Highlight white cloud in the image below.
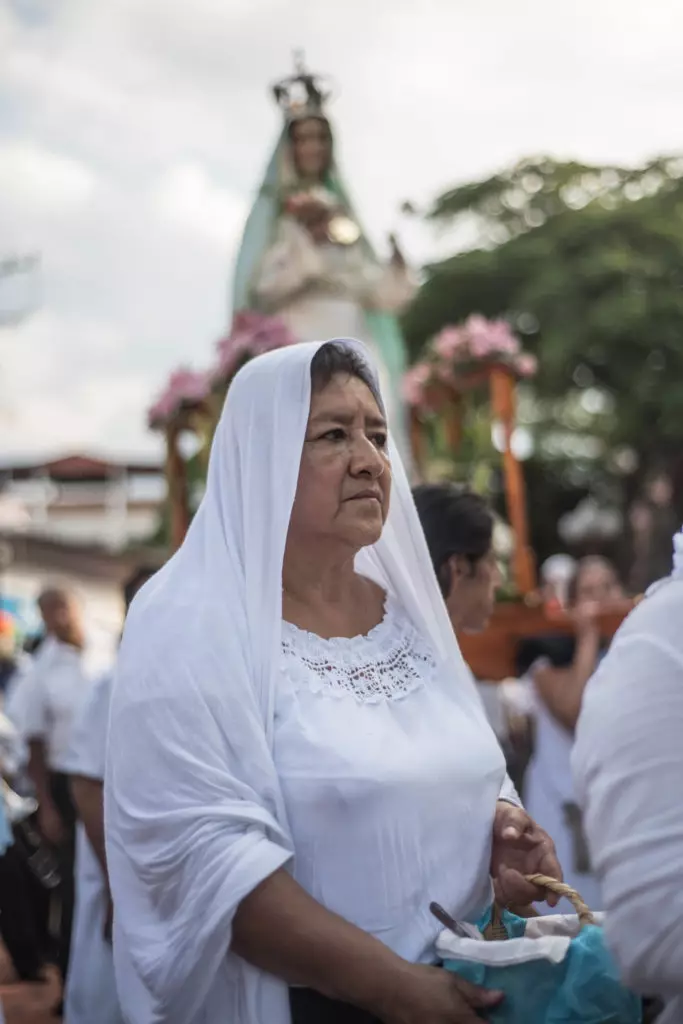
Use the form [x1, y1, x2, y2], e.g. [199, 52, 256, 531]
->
[1, 310, 162, 459]
[0, 141, 96, 212]
[154, 164, 247, 247]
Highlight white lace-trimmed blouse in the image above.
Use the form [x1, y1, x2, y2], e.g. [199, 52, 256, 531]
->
[275, 593, 510, 964]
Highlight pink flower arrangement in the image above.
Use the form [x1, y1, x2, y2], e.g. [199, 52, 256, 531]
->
[403, 314, 537, 410]
[402, 362, 432, 406]
[147, 313, 299, 429]
[213, 311, 298, 384]
[433, 315, 521, 363]
[516, 352, 538, 378]
[148, 368, 211, 428]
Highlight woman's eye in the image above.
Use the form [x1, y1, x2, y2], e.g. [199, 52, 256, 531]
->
[372, 432, 388, 449]
[320, 428, 346, 442]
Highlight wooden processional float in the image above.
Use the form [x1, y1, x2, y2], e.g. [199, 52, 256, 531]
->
[405, 341, 633, 680]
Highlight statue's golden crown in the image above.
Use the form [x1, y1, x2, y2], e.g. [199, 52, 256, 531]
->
[271, 53, 333, 124]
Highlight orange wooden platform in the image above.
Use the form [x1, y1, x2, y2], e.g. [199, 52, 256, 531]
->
[458, 599, 632, 681]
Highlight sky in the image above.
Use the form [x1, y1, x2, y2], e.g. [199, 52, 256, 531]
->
[1, 0, 682, 462]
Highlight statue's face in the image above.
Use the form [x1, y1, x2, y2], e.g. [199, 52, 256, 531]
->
[290, 117, 331, 179]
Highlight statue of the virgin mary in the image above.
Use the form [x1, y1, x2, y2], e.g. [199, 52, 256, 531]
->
[231, 58, 415, 467]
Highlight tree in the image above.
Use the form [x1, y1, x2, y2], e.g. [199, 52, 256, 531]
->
[403, 156, 683, 561]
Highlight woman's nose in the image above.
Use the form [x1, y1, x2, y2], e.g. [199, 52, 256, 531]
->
[349, 435, 385, 477]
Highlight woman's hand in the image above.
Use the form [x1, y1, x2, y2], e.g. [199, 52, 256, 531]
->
[376, 963, 503, 1023]
[491, 802, 563, 909]
[572, 599, 601, 637]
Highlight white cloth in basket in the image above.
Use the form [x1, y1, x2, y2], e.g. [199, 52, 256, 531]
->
[436, 913, 605, 969]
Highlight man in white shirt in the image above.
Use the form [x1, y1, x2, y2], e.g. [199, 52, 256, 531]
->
[573, 573, 683, 1023]
[66, 567, 156, 1024]
[22, 588, 92, 1002]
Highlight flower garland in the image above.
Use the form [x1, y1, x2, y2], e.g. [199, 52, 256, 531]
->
[148, 368, 211, 429]
[403, 314, 537, 412]
[213, 311, 297, 385]
[148, 313, 298, 428]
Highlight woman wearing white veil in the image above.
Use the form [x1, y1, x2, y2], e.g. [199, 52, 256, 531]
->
[105, 340, 560, 1024]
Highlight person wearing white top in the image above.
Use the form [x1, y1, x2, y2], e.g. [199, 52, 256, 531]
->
[64, 671, 119, 1024]
[65, 567, 155, 1024]
[105, 340, 562, 1024]
[523, 556, 624, 914]
[573, 553, 683, 1023]
[22, 589, 93, 998]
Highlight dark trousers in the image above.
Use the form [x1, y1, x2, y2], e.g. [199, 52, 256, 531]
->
[49, 771, 77, 983]
[290, 989, 381, 1024]
[0, 840, 50, 979]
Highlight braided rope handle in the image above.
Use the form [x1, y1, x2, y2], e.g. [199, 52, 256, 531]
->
[525, 873, 595, 927]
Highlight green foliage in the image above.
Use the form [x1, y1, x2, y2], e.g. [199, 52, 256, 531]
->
[403, 155, 683, 560]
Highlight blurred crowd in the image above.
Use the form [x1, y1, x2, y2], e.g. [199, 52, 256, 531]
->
[0, 569, 152, 1021]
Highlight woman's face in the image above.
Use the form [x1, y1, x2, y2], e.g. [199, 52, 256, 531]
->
[446, 549, 502, 634]
[290, 118, 331, 179]
[575, 561, 623, 606]
[288, 373, 391, 554]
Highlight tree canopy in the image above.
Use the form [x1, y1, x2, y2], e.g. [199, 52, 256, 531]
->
[402, 155, 683, 560]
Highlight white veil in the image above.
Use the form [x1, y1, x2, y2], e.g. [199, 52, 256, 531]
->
[105, 339, 488, 1024]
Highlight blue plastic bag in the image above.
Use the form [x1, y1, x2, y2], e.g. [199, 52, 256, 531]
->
[441, 907, 641, 1023]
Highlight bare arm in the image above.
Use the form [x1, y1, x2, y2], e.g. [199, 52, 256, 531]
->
[28, 738, 64, 846]
[27, 738, 53, 808]
[71, 775, 107, 876]
[232, 868, 501, 1023]
[233, 868, 404, 1008]
[534, 625, 601, 732]
[72, 773, 112, 938]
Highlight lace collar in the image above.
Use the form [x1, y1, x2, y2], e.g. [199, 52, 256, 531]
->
[280, 596, 437, 703]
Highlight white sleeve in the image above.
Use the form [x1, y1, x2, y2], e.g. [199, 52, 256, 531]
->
[573, 633, 683, 998]
[253, 218, 326, 310]
[106, 646, 293, 1024]
[67, 672, 112, 781]
[499, 774, 522, 807]
[4, 660, 32, 729]
[16, 668, 48, 744]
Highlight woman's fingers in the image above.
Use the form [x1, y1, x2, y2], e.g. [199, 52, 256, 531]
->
[451, 974, 504, 1010]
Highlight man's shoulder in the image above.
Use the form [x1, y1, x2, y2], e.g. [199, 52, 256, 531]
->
[616, 578, 683, 659]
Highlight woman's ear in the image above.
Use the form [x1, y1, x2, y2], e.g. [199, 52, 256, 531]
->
[449, 553, 471, 581]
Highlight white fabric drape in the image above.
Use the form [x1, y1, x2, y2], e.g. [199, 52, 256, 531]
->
[65, 672, 123, 1024]
[104, 340, 499, 1024]
[573, 577, 683, 1021]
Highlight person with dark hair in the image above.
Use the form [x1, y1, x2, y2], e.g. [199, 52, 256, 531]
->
[412, 485, 534, 789]
[64, 566, 156, 1024]
[412, 484, 501, 634]
[522, 556, 624, 914]
[105, 340, 561, 1024]
[20, 587, 92, 1008]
